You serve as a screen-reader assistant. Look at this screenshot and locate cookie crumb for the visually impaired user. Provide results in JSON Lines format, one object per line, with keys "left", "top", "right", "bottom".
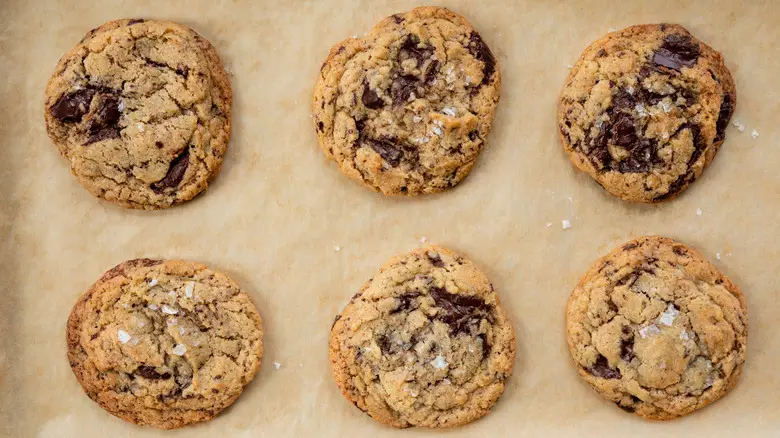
{"left": 148, "top": 278, "right": 158, "bottom": 287}
{"left": 273, "top": 362, "right": 281, "bottom": 370}
{"left": 430, "top": 355, "right": 449, "bottom": 369}
{"left": 185, "top": 281, "right": 194, "bottom": 298}
{"left": 420, "top": 236, "right": 428, "bottom": 244}
{"left": 117, "top": 329, "right": 131, "bottom": 344}
{"left": 751, "top": 129, "right": 759, "bottom": 139}
{"left": 696, "top": 208, "right": 702, "bottom": 216}
{"left": 562, "top": 219, "right": 572, "bottom": 230}
{"left": 171, "top": 344, "right": 187, "bottom": 356}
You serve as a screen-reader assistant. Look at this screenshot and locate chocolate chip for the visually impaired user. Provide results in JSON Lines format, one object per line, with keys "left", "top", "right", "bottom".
{"left": 398, "top": 35, "right": 431, "bottom": 64}
{"left": 391, "top": 74, "right": 418, "bottom": 105}
{"left": 317, "top": 121, "right": 324, "bottom": 132}
{"left": 588, "top": 122, "right": 612, "bottom": 169}
{"left": 128, "top": 18, "right": 145, "bottom": 25}
{"left": 424, "top": 59, "right": 440, "bottom": 85}
{"left": 136, "top": 365, "right": 171, "bottom": 380}
{"left": 366, "top": 138, "right": 403, "bottom": 167}
{"left": 86, "top": 128, "right": 120, "bottom": 144}
{"left": 611, "top": 113, "right": 637, "bottom": 147}
{"left": 50, "top": 89, "right": 96, "bottom": 123}
{"left": 429, "top": 287, "right": 490, "bottom": 334}
{"left": 467, "top": 32, "right": 496, "bottom": 86}
{"left": 589, "top": 355, "right": 621, "bottom": 379}
{"left": 175, "top": 64, "right": 190, "bottom": 79}
{"left": 391, "top": 293, "right": 420, "bottom": 314}
{"left": 620, "top": 338, "right": 635, "bottom": 362}
{"left": 155, "top": 141, "right": 164, "bottom": 149}
{"left": 427, "top": 252, "right": 445, "bottom": 267}
{"left": 361, "top": 82, "right": 384, "bottom": 109}
{"left": 151, "top": 148, "right": 189, "bottom": 193}
{"left": 714, "top": 94, "right": 733, "bottom": 143}
{"left": 469, "top": 131, "right": 479, "bottom": 141}
{"left": 653, "top": 34, "right": 700, "bottom": 70}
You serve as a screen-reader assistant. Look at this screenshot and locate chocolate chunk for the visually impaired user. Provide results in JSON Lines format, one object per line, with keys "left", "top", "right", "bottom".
{"left": 317, "top": 121, "right": 324, "bottom": 132}
{"left": 589, "top": 121, "right": 612, "bottom": 169}
{"left": 469, "top": 130, "right": 479, "bottom": 141}
{"left": 611, "top": 113, "right": 637, "bottom": 147}
{"left": 620, "top": 338, "right": 635, "bottom": 362}
{"left": 50, "top": 89, "right": 96, "bottom": 123}
{"left": 391, "top": 293, "right": 420, "bottom": 314}
{"left": 612, "top": 89, "right": 635, "bottom": 111}
{"left": 366, "top": 138, "right": 403, "bottom": 167}
{"left": 424, "top": 59, "right": 440, "bottom": 85}
{"left": 175, "top": 64, "right": 190, "bottom": 79}
{"left": 128, "top": 18, "right": 145, "bottom": 25}
{"left": 608, "top": 300, "right": 618, "bottom": 313}
{"left": 617, "top": 403, "right": 636, "bottom": 413}
{"left": 673, "top": 246, "right": 687, "bottom": 256}
{"left": 618, "top": 138, "right": 656, "bottom": 173}
{"left": 392, "top": 14, "right": 404, "bottom": 24}
{"left": 85, "top": 95, "right": 121, "bottom": 144}
{"left": 86, "top": 128, "right": 121, "bottom": 144}
{"left": 136, "top": 365, "right": 171, "bottom": 380}
{"left": 398, "top": 35, "right": 431, "bottom": 64}
{"left": 589, "top": 355, "right": 621, "bottom": 379}
{"left": 427, "top": 252, "right": 445, "bottom": 267}
{"left": 391, "top": 74, "right": 418, "bottom": 105}
{"left": 376, "top": 334, "right": 392, "bottom": 354}
{"left": 478, "top": 333, "right": 490, "bottom": 360}
{"left": 715, "top": 94, "right": 733, "bottom": 143}
{"left": 653, "top": 34, "right": 700, "bottom": 70}
{"left": 467, "top": 32, "right": 496, "bottom": 85}
{"left": 361, "top": 82, "right": 384, "bottom": 109}
{"left": 151, "top": 148, "right": 190, "bottom": 193}
{"left": 429, "top": 287, "right": 490, "bottom": 334}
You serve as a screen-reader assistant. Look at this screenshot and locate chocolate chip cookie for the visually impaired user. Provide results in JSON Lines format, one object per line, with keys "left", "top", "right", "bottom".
{"left": 566, "top": 236, "right": 747, "bottom": 420}
{"left": 44, "top": 19, "right": 231, "bottom": 209}
{"left": 558, "top": 24, "right": 736, "bottom": 202}
{"left": 313, "top": 7, "right": 501, "bottom": 196}
{"left": 329, "top": 247, "right": 515, "bottom": 428}
{"left": 66, "top": 259, "right": 263, "bottom": 429}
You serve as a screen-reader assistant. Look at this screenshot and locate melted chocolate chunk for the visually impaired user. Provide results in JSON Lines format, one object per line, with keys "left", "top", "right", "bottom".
{"left": 424, "top": 59, "right": 440, "bottom": 85}
{"left": 618, "top": 403, "right": 637, "bottom": 413}
{"left": 653, "top": 34, "right": 700, "bottom": 70}
{"left": 365, "top": 138, "right": 404, "bottom": 167}
{"left": 50, "top": 89, "right": 96, "bottom": 123}
{"left": 361, "top": 82, "right": 384, "bottom": 109}
{"left": 427, "top": 252, "right": 445, "bottom": 267}
{"left": 589, "top": 121, "right": 612, "bottom": 169}
{"left": 618, "top": 138, "right": 656, "bottom": 173}
{"left": 175, "top": 64, "right": 190, "bottom": 79}
{"left": 391, "top": 293, "right": 420, "bottom": 314}
{"left": 429, "top": 287, "right": 490, "bottom": 334}
{"left": 85, "top": 95, "right": 121, "bottom": 144}
{"left": 136, "top": 365, "right": 171, "bottom": 380}
{"left": 391, "top": 74, "right": 418, "bottom": 105}
{"left": 612, "top": 89, "right": 636, "bottom": 112}
{"left": 620, "top": 338, "right": 635, "bottom": 362}
{"left": 714, "top": 94, "right": 733, "bottom": 143}
{"left": 611, "top": 113, "right": 637, "bottom": 146}
{"left": 398, "top": 35, "right": 431, "bottom": 64}
{"left": 376, "top": 334, "right": 392, "bottom": 354}
{"left": 589, "top": 355, "right": 621, "bottom": 379}
{"left": 151, "top": 149, "right": 189, "bottom": 193}
{"left": 467, "top": 32, "right": 496, "bottom": 86}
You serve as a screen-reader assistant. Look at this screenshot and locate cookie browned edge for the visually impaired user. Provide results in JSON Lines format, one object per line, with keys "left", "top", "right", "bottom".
{"left": 328, "top": 246, "right": 516, "bottom": 428}
{"left": 312, "top": 6, "right": 502, "bottom": 196}
{"left": 66, "top": 258, "right": 262, "bottom": 429}
{"left": 44, "top": 19, "right": 232, "bottom": 210}
{"left": 564, "top": 236, "right": 747, "bottom": 420}
{"left": 556, "top": 24, "right": 736, "bottom": 203}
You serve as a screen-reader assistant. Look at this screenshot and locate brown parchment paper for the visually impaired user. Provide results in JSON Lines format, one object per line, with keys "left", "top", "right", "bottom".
{"left": 1, "top": 0, "right": 779, "bottom": 436}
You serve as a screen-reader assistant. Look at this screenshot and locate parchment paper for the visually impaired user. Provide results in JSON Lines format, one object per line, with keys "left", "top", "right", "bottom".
{"left": 1, "top": 0, "right": 779, "bottom": 436}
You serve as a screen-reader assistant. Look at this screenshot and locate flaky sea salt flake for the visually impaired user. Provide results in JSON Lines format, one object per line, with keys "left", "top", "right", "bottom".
{"left": 639, "top": 324, "right": 660, "bottom": 339}
{"left": 659, "top": 304, "right": 679, "bottom": 326}
{"left": 420, "top": 236, "right": 428, "bottom": 244}
{"left": 751, "top": 129, "right": 759, "bottom": 139}
{"left": 334, "top": 245, "right": 341, "bottom": 252}
{"left": 274, "top": 362, "right": 281, "bottom": 370}
{"left": 171, "top": 344, "right": 187, "bottom": 356}
{"left": 148, "top": 303, "right": 158, "bottom": 311}
{"left": 117, "top": 329, "right": 131, "bottom": 344}
{"left": 137, "top": 123, "right": 145, "bottom": 132}
{"left": 442, "top": 107, "right": 457, "bottom": 117}
{"left": 696, "top": 208, "right": 702, "bottom": 216}
{"left": 185, "top": 281, "right": 194, "bottom": 298}
{"left": 148, "top": 278, "right": 158, "bottom": 287}
{"left": 161, "top": 304, "right": 178, "bottom": 315}
{"left": 562, "top": 220, "right": 572, "bottom": 230}
{"left": 430, "top": 355, "right": 449, "bottom": 369}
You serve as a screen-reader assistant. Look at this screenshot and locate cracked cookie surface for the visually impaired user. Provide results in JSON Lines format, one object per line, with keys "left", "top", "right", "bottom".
{"left": 558, "top": 24, "right": 735, "bottom": 202}
{"left": 313, "top": 7, "right": 501, "bottom": 196}
{"left": 45, "top": 19, "right": 231, "bottom": 209}
{"left": 66, "top": 259, "right": 263, "bottom": 429}
{"left": 329, "top": 247, "right": 515, "bottom": 428}
{"left": 566, "top": 236, "right": 747, "bottom": 420}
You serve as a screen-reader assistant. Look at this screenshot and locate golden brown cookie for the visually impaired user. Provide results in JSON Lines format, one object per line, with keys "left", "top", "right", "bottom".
{"left": 66, "top": 259, "right": 263, "bottom": 429}
{"left": 566, "top": 236, "right": 747, "bottom": 420}
{"left": 558, "top": 24, "right": 735, "bottom": 202}
{"left": 313, "top": 7, "right": 501, "bottom": 196}
{"left": 44, "top": 19, "right": 232, "bottom": 209}
{"left": 329, "top": 247, "right": 515, "bottom": 428}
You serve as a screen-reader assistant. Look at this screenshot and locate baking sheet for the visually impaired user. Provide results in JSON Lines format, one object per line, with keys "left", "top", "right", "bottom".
{"left": 1, "top": 0, "right": 779, "bottom": 436}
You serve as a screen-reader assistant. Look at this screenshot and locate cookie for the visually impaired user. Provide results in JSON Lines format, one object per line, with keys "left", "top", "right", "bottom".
{"left": 329, "top": 247, "right": 515, "bottom": 428}
{"left": 558, "top": 24, "right": 736, "bottom": 202}
{"left": 44, "top": 19, "right": 232, "bottom": 209}
{"left": 566, "top": 236, "right": 747, "bottom": 420}
{"left": 66, "top": 258, "right": 263, "bottom": 429}
{"left": 313, "top": 7, "right": 501, "bottom": 196}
